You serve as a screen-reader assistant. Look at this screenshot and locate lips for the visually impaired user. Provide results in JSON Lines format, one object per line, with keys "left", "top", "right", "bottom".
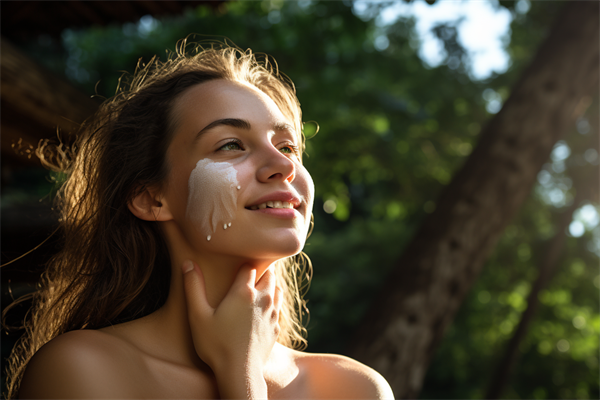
{"left": 249, "top": 207, "right": 298, "bottom": 219}
{"left": 248, "top": 200, "right": 294, "bottom": 210}
{"left": 245, "top": 191, "right": 302, "bottom": 210}
{"left": 245, "top": 191, "right": 303, "bottom": 219}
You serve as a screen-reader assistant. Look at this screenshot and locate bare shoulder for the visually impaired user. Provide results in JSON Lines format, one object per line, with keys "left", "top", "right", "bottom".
{"left": 19, "top": 329, "right": 142, "bottom": 399}
{"left": 294, "top": 350, "right": 395, "bottom": 399}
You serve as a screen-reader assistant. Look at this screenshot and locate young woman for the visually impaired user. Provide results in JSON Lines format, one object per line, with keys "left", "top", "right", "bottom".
{"left": 6, "top": 41, "right": 394, "bottom": 399}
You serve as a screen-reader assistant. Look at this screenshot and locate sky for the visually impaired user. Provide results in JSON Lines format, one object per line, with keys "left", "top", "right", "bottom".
{"left": 354, "top": 0, "right": 529, "bottom": 80}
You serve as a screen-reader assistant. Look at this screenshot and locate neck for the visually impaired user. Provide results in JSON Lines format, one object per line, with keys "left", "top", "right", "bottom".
{"left": 146, "top": 221, "right": 276, "bottom": 369}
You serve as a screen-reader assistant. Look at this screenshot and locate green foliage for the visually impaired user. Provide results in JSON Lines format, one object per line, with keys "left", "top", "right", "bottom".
{"left": 16, "top": 1, "right": 598, "bottom": 398}
{"left": 419, "top": 2, "right": 599, "bottom": 398}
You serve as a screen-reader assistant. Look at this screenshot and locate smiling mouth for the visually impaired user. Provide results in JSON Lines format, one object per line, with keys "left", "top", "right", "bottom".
{"left": 246, "top": 201, "right": 294, "bottom": 210}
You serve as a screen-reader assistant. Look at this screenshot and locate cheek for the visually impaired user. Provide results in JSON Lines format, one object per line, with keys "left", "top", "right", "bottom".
{"left": 186, "top": 159, "right": 241, "bottom": 240}
{"left": 295, "top": 164, "right": 315, "bottom": 212}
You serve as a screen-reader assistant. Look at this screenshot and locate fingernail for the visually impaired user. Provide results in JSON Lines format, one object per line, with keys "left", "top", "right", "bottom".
{"left": 182, "top": 260, "right": 194, "bottom": 273}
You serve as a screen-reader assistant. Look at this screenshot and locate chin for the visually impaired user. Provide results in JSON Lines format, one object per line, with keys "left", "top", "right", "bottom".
{"left": 235, "top": 231, "right": 307, "bottom": 261}
{"left": 256, "top": 239, "right": 305, "bottom": 260}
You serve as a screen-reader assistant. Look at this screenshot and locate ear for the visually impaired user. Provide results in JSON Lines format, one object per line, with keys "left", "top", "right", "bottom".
{"left": 128, "top": 188, "right": 173, "bottom": 222}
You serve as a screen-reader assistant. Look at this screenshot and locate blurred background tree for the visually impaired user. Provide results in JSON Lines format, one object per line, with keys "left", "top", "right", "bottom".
{"left": 2, "top": 1, "right": 598, "bottom": 399}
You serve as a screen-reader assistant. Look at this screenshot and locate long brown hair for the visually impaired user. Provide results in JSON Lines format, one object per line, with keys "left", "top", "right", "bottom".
{"left": 3, "top": 39, "right": 312, "bottom": 399}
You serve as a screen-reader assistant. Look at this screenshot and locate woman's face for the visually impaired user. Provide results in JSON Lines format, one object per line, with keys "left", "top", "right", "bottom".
{"left": 163, "top": 79, "right": 314, "bottom": 261}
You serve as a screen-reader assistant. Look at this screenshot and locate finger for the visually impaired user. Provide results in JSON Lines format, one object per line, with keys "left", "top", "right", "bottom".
{"left": 255, "top": 267, "right": 276, "bottom": 295}
{"left": 274, "top": 322, "right": 281, "bottom": 338}
{"left": 181, "top": 260, "right": 214, "bottom": 317}
{"left": 230, "top": 264, "right": 256, "bottom": 293}
{"left": 273, "top": 286, "right": 283, "bottom": 313}
{"left": 223, "top": 265, "right": 256, "bottom": 304}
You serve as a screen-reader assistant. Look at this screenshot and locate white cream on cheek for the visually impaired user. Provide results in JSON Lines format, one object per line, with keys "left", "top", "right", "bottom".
{"left": 186, "top": 158, "right": 240, "bottom": 241}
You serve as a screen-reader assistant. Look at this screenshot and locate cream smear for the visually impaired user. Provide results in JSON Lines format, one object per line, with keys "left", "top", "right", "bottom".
{"left": 186, "top": 158, "right": 240, "bottom": 241}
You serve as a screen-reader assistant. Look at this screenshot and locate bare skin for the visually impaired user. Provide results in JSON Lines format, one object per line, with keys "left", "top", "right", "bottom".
{"left": 18, "top": 80, "right": 394, "bottom": 399}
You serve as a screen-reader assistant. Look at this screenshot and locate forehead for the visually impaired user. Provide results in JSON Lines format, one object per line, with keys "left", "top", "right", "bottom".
{"left": 170, "top": 79, "right": 293, "bottom": 135}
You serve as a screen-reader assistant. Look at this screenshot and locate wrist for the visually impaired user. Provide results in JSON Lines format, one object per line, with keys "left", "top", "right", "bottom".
{"left": 214, "top": 362, "right": 267, "bottom": 399}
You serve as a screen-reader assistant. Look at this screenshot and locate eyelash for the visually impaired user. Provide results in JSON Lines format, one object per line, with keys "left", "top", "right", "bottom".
{"left": 218, "top": 139, "right": 244, "bottom": 151}
{"left": 218, "top": 140, "right": 300, "bottom": 156}
{"left": 280, "top": 143, "right": 300, "bottom": 156}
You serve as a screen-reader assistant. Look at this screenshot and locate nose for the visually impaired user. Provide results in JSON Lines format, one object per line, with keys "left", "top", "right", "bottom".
{"left": 256, "top": 146, "right": 296, "bottom": 184}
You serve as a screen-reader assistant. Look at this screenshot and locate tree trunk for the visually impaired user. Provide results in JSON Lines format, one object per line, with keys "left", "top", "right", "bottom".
{"left": 347, "top": 2, "right": 599, "bottom": 398}
{"left": 485, "top": 193, "right": 580, "bottom": 399}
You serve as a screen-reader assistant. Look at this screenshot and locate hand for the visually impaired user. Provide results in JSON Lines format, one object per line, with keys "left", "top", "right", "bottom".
{"left": 181, "top": 260, "right": 282, "bottom": 398}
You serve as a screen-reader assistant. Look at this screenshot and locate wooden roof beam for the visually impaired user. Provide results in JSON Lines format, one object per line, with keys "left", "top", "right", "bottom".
{"left": 1, "top": 36, "right": 99, "bottom": 164}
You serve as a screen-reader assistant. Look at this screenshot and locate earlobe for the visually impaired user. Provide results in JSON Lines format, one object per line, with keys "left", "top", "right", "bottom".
{"left": 128, "top": 189, "right": 173, "bottom": 222}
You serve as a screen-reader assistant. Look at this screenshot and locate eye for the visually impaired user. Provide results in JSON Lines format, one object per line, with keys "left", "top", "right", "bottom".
{"left": 218, "top": 139, "right": 244, "bottom": 151}
{"left": 279, "top": 143, "right": 300, "bottom": 156}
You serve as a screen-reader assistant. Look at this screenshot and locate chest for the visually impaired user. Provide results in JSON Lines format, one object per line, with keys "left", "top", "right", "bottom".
{"left": 129, "top": 359, "right": 218, "bottom": 399}
{"left": 128, "top": 356, "right": 309, "bottom": 399}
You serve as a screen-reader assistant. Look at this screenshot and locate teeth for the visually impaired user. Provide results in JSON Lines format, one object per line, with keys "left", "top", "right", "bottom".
{"left": 249, "top": 201, "right": 294, "bottom": 210}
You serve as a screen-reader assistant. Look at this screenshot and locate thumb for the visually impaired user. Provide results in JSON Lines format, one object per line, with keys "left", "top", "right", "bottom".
{"left": 181, "top": 260, "right": 214, "bottom": 317}
{"left": 231, "top": 264, "right": 257, "bottom": 292}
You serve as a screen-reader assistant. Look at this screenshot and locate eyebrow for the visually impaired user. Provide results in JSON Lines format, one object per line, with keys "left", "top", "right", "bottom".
{"left": 194, "top": 118, "right": 296, "bottom": 141}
